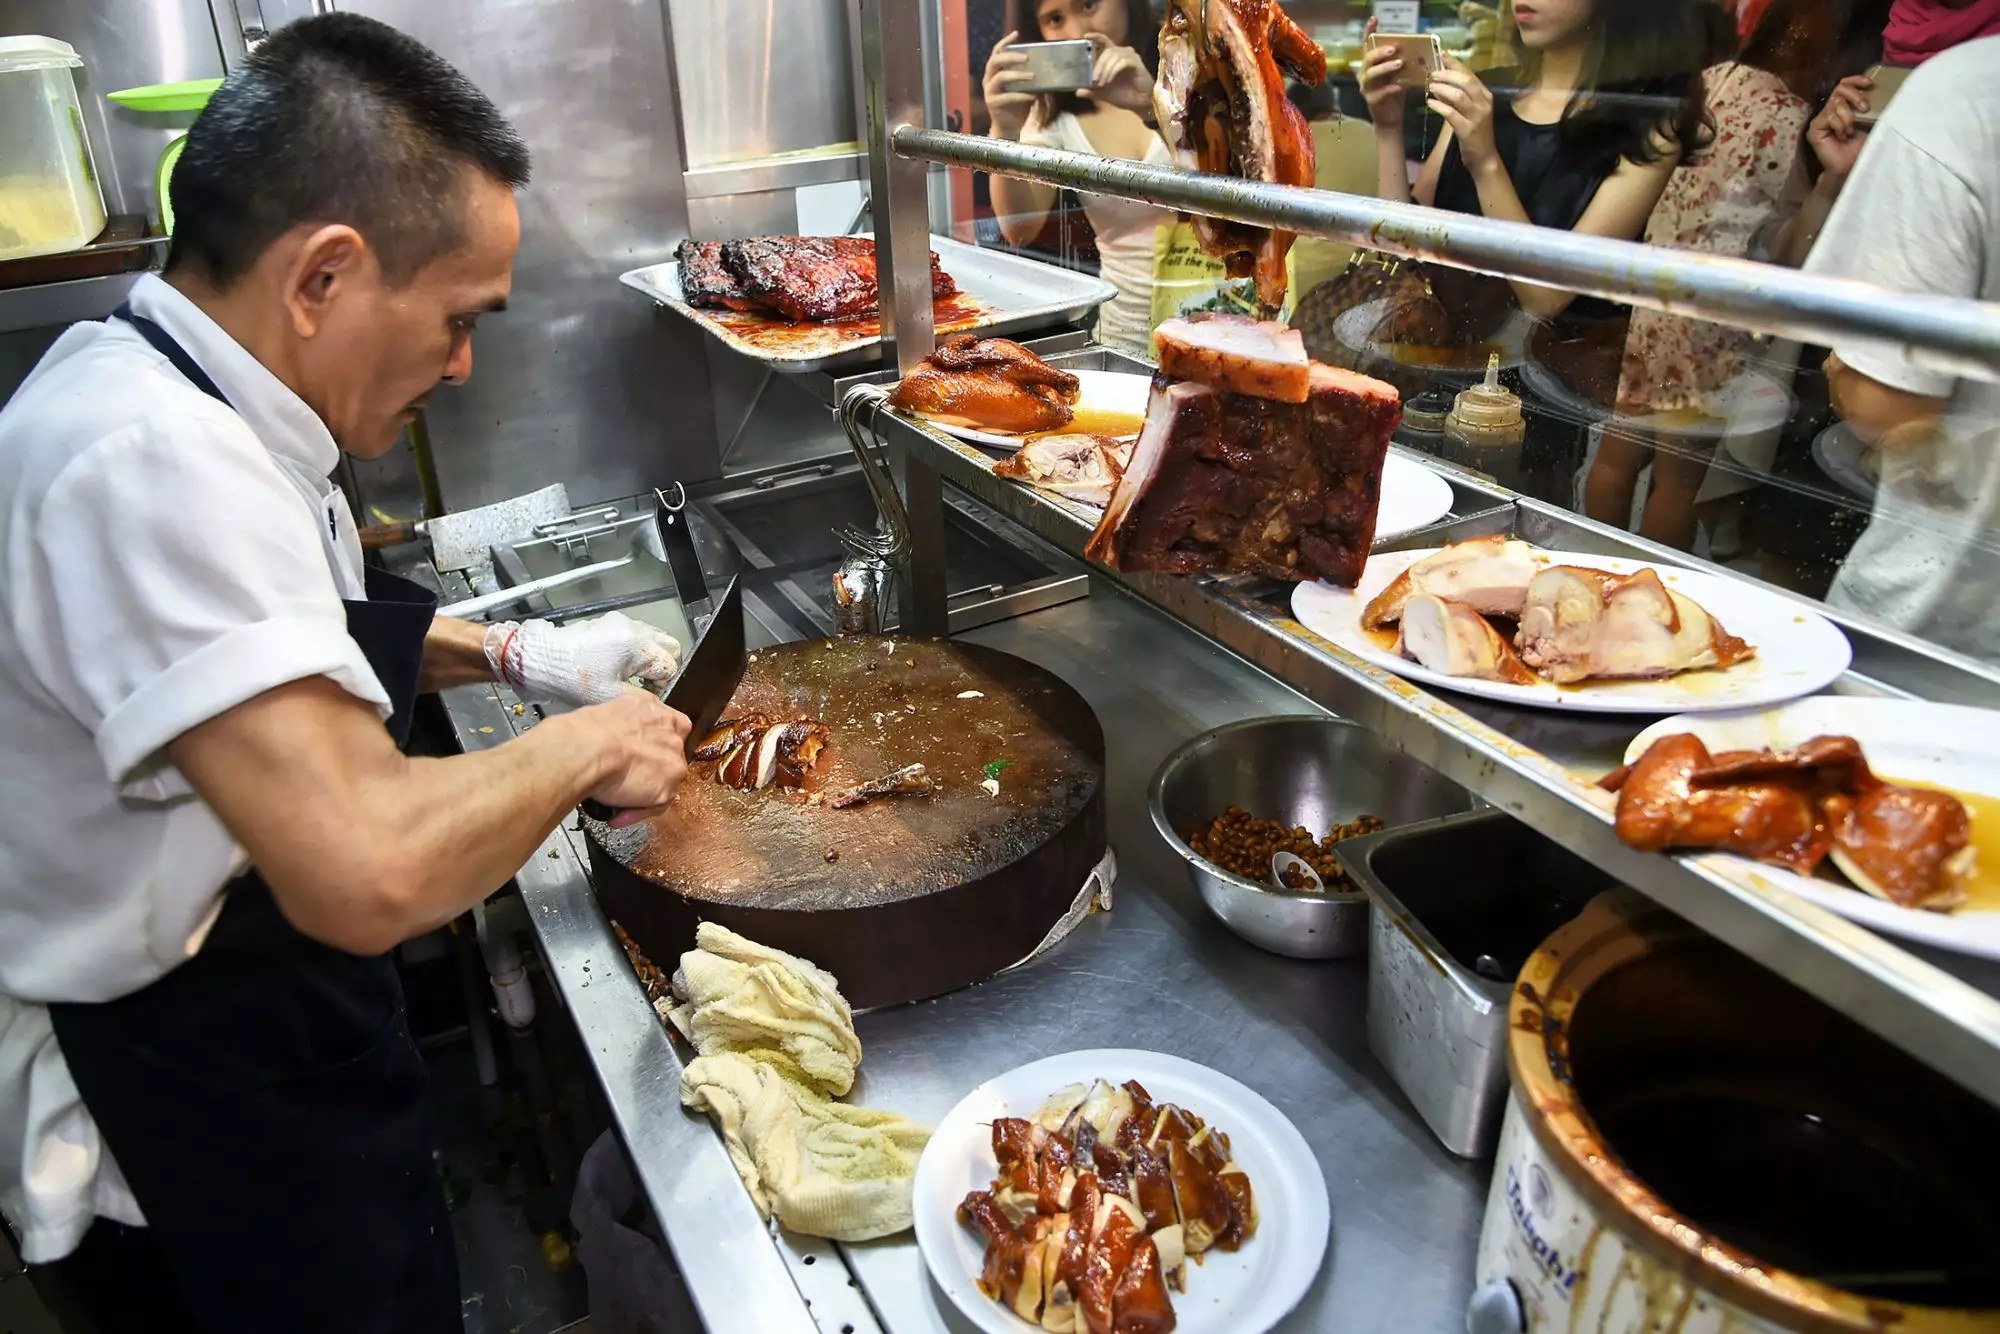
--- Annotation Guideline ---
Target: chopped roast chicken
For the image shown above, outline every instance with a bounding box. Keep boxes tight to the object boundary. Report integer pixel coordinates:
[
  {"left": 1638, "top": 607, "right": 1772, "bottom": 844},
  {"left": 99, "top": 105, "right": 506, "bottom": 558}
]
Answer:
[
  {"left": 1516, "top": 566, "right": 1753, "bottom": 684},
  {"left": 1602, "top": 733, "right": 1976, "bottom": 910},
  {"left": 960, "top": 1078, "right": 1254, "bottom": 1332},
  {"left": 1398, "top": 595, "right": 1538, "bottom": 685},
  {"left": 1154, "top": 0, "right": 1327, "bottom": 305},
  {"left": 694, "top": 715, "right": 831, "bottom": 791},
  {"left": 1086, "top": 346, "right": 1401, "bottom": 586},
  {"left": 678, "top": 235, "right": 955, "bottom": 323},
  {"left": 993, "top": 433, "right": 1132, "bottom": 507},
  {"left": 892, "top": 335, "right": 1082, "bottom": 435},
  {"left": 1153, "top": 313, "right": 1311, "bottom": 403},
  {"left": 1360, "top": 536, "right": 1539, "bottom": 629}
]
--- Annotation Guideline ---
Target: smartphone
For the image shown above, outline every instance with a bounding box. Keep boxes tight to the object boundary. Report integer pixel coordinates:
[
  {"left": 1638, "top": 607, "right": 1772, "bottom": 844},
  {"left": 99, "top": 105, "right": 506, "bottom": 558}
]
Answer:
[
  {"left": 1011, "top": 39, "right": 1096, "bottom": 93},
  {"left": 1853, "top": 63, "right": 1911, "bottom": 128},
  {"left": 1365, "top": 32, "right": 1445, "bottom": 89}
]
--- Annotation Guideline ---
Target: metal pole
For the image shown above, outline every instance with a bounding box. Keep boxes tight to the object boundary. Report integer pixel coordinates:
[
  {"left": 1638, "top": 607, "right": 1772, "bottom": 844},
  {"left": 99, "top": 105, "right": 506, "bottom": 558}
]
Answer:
[
  {"left": 893, "top": 126, "right": 2000, "bottom": 385},
  {"left": 860, "top": 0, "right": 949, "bottom": 634}
]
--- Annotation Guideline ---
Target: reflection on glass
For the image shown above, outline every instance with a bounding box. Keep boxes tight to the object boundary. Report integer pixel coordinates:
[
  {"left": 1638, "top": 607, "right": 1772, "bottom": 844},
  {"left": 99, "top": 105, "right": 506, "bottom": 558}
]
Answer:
[{"left": 956, "top": 0, "right": 2000, "bottom": 667}]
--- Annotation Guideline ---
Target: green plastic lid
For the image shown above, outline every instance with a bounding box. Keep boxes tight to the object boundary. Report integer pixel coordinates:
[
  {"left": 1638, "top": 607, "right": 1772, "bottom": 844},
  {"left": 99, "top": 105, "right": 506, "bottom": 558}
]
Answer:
[{"left": 108, "top": 78, "right": 222, "bottom": 112}]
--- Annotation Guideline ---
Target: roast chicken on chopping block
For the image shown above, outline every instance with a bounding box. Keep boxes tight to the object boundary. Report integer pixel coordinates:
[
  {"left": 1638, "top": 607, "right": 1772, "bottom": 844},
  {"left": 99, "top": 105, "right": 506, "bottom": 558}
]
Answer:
[
  {"left": 1398, "top": 595, "right": 1538, "bottom": 685},
  {"left": 1516, "top": 566, "right": 1753, "bottom": 684},
  {"left": 891, "top": 335, "right": 1082, "bottom": 435},
  {"left": 693, "top": 714, "right": 832, "bottom": 791},
  {"left": 1086, "top": 321, "right": 1401, "bottom": 585},
  {"left": 959, "top": 1078, "right": 1256, "bottom": 1333},
  {"left": 677, "top": 235, "right": 956, "bottom": 323},
  {"left": 1361, "top": 536, "right": 1538, "bottom": 630},
  {"left": 1153, "top": 0, "right": 1327, "bottom": 306},
  {"left": 993, "top": 433, "right": 1132, "bottom": 507},
  {"left": 1602, "top": 733, "right": 1976, "bottom": 910}
]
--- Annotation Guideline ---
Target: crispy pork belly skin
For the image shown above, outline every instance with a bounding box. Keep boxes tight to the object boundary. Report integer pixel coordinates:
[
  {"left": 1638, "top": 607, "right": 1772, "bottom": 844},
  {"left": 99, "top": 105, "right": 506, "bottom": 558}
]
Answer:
[
  {"left": 1153, "top": 314, "right": 1311, "bottom": 403},
  {"left": 678, "top": 240, "right": 759, "bottom": 310},
  {"left": 1086, "top": 363, "right": 1401, "bottom": 585},
  {"left": 717, "top": 235, "right": 955, "bottom": 322}
]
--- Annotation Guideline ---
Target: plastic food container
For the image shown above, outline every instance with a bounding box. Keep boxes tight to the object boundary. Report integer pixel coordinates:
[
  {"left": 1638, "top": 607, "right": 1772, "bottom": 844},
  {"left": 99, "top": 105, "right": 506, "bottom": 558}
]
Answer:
[{"left": 0, "top": 37, "right": 106, "bottom": 262}]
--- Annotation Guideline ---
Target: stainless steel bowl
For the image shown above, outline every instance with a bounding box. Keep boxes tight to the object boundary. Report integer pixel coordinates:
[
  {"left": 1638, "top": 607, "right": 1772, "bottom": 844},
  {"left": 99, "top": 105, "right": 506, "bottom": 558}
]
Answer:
[{"left": 1149, "top": 716, "right": 1474, "bottom": 959}]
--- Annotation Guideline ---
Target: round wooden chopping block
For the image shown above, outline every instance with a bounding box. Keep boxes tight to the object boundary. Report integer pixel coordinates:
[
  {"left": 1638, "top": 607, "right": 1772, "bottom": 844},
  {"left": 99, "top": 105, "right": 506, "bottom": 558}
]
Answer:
[{"left": 587, "top": 637, "right": 1106, "bottom": 1009}]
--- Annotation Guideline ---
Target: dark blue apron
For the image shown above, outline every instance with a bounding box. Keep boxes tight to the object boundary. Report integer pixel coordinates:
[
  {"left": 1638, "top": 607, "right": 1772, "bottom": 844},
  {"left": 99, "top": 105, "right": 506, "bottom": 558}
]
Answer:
[{"left": 42, "top": 306, "right": 459, "bottom": 1332}]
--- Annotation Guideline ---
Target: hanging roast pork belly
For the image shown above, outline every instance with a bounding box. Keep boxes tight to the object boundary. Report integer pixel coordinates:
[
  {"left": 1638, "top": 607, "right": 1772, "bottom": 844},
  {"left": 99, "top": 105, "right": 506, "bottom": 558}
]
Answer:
[
  {"left": 1153, "top": 0, "right": 1328, "bottom": 306},
  {"left": 1085, "top": 316, "right": 1401, "bottom": 586}
]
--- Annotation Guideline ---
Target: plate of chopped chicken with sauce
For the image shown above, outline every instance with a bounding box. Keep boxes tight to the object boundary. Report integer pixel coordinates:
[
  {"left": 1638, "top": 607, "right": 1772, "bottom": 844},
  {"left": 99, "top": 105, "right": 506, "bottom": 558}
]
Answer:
[
  {"left": 913, "top": 1049, "right": 1328, "bottom": 1334},
  {"left": 1290, "top": 535, "right": 1852, "bottom": 713},
  {"left": 1606, "top": 700, "right": 2000, "bottom": 957}
]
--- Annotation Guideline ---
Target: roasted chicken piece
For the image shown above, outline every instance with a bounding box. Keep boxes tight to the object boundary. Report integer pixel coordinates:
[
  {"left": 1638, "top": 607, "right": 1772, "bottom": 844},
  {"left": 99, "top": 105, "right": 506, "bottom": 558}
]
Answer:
[
  {"left": 892, "top": 335, "right": 1082, "bottom": 435},
  {"left": 1397, "top": 594, "right": 1538, "bottom": 685},
  {"left": 1154, "top": 0, "right": 1327, "bottom": 305},
  {"left": 1603, "top": 733, "right": 1831, "bottom": 872},
  {"left": 701, "top": 715, "right": 832, "bottom": 790},
  {"left": 1602, "top": 733, "right": 1977, "bottom": 909},
  {"left": 1516, "top": 566, "right": 1753, "bottom": 684},
  {"left": 718, "top": 235, "right": 955, "bottom": 322},
  {"left": 827, "top": 762, "right": 936, "bottom": 810},
  {"left": 993, "top": 433, "right": 1131, "bottom": 508},
  {"left": 1152, "top": 314, "right": 1311, "bottom": 403},
  {"left": 1361, "top": 536, "right": 1539, "bottom": 630}
]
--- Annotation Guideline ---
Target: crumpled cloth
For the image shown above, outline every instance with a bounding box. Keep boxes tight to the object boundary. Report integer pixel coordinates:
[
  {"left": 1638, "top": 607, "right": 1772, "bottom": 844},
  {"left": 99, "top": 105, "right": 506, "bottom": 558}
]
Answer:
[
  {"left": 665, "top": 923, "right": 862, "bottom": 1096},
  {"left": 681, "top": 1052, "right": 929, "bottom": 1241},
  {"left": 666, "top": 924, "right": 928, "bottom": 1240}
]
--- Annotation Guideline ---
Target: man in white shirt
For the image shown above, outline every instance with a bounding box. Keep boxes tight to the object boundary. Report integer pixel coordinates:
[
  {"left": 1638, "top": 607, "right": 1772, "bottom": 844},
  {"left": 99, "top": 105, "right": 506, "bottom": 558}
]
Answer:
[
  {"left": 0, "top": 15, "right": 696, "bottom": 1331},
  {"left": 1804, "top": 36, "right": 2000, "bottom": 664}
]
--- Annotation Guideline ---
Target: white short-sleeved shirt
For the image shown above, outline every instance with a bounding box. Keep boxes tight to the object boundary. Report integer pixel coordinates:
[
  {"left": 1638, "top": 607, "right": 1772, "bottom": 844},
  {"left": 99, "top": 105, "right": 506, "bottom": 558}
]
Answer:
[
  {"left": 1804, "top": 37, "right": 2000, "bottom": 663},
  {"left": 0, "top": 274, "right": 390, "bottom": 1261}
]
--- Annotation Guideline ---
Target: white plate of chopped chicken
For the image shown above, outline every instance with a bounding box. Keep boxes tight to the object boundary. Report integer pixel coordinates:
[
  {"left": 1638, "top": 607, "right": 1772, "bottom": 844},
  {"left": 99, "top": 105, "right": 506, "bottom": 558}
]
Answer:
[
  {"left": 913, "top": 1049, "right": 1328, "bottom": 1334},
  {"left": 1290, "top": 536, "right": 1852, "bottom": 713},
  {"left": 1611, "top": 700, "right": 2000, "bottom": 958}
]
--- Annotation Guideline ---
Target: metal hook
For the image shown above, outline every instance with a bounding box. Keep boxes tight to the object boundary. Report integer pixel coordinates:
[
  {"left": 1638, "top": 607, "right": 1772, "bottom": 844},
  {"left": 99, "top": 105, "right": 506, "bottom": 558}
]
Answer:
[
  {"left": 836, "top": 384, "right": 913, "bottom": 570},
  {"left": 654, "top": 482, "right": 688, "bottom": 515}
]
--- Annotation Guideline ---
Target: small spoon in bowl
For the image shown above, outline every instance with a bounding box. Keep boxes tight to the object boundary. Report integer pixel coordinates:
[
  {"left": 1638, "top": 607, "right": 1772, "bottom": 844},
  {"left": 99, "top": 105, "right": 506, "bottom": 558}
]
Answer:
[{"left": 1272, "top": 851, "right": 1325, "bottom": 893}]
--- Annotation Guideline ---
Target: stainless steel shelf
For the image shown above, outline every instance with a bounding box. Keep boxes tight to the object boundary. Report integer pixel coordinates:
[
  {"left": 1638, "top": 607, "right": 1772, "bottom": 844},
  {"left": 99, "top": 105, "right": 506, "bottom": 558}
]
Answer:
[
  {"left": 0, "top": 271, "right": 145, "bottom": 336},
  {"left": 889, "top": 126, "right": 2000, "bottom": 385},
  {"left": 867, "top": 365, "right": 2000, "bottom": 1108}
]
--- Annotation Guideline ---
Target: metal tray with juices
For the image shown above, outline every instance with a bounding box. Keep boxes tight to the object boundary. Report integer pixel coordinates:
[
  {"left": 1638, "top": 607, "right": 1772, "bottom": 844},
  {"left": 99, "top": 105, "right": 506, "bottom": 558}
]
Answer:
[{"left": 617, "top": 234, "right": 1117, "bottom": 374}]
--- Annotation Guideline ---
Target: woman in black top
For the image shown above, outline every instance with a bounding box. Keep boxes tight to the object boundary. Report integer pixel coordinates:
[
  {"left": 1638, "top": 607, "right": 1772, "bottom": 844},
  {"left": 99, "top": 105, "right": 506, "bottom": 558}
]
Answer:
[{"left": 1359, "top": 0, "right": 1708, "bottom": 321}]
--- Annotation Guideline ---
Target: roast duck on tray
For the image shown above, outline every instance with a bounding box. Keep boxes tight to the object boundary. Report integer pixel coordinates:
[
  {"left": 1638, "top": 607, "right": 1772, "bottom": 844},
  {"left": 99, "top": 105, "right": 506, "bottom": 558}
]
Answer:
[{"left": 587, "top": 634, "right": 1106, "bottom": 1010}]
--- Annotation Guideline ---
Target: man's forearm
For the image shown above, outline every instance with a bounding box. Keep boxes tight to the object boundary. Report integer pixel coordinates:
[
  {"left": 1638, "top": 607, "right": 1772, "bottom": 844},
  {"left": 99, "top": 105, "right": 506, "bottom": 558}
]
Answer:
[{"left": 420, "top": 614, "right": 497, "bottom": 691}]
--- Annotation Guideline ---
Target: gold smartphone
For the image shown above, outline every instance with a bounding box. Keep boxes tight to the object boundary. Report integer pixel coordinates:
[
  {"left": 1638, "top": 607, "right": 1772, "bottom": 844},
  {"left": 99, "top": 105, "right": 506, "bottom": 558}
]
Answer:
[
  {"left": 1854, "top": 63, "right": 1912, "bottom": 128},
  {"left": 1365, "top": 32, "right": 1446, "bottom": 89}
]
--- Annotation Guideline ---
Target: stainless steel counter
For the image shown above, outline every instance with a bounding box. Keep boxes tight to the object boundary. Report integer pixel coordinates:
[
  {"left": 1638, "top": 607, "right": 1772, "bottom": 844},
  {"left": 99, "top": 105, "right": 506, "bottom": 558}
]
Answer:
[{"left": 440, "top": 569, "right": 1489, "bottom": 1333}]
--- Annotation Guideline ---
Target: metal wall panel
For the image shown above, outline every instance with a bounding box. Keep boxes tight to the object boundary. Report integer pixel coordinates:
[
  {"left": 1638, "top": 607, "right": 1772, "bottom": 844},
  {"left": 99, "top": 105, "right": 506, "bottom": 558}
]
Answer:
[
  {"left": 334, "top": 0, "right": 719, "bottom": 509},
  {"left": 0, "top": 0, "right": 226, "bottom": 224},
  {"left": 666, "top": 0, "right": 857, "bottom": 168}
]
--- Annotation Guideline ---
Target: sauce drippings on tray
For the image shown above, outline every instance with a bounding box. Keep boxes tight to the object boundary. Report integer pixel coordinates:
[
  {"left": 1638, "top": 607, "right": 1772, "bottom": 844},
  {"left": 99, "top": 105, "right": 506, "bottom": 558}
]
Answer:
[
  {"left": 1054, "top": 404, "right": 1146, "bottom": 440},
  {"left": 705, "top": 292, "right": 993, "bottom": 356}
]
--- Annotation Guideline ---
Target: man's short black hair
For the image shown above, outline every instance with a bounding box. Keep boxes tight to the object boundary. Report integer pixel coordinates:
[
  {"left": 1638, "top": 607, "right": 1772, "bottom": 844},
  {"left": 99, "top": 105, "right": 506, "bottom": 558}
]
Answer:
[{"left": 167, "top": 13, "right": 531, "bottom": 287}]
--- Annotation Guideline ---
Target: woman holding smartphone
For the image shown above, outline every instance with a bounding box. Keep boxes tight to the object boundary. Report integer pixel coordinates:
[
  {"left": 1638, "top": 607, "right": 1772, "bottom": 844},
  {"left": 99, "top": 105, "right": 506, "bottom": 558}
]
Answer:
[
  {"left": 982, "top": 0, "right": 1171, "bottom": 355},
  {"left": 1358, "top": 0, "right": 1707, "bottom": 319}
]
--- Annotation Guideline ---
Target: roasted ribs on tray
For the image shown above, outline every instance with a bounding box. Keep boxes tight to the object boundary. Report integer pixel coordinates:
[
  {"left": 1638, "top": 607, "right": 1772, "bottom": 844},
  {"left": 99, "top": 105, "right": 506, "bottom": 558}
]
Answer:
[{"left": 675, "top": 235, "right": 956, "bottom": 323}]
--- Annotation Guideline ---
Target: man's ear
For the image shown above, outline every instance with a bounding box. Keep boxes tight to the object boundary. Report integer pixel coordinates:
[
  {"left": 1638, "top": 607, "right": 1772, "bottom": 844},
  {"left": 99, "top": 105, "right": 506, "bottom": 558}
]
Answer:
[{"left": 283, "top": 224, "right": 372, "bottom": 339}]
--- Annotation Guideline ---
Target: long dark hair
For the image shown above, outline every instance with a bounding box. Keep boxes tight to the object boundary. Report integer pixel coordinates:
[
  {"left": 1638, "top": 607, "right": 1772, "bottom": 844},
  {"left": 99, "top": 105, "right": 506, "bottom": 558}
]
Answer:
[
  {"left": 1511, "top": 0, "right": 1712, "bottom": 172},
  {"left": 1738, "top": 0, "right": 1891, "bottom": 104},
  {"left": 1002, "top": 0, "right": 1160, "bottom": 122}
]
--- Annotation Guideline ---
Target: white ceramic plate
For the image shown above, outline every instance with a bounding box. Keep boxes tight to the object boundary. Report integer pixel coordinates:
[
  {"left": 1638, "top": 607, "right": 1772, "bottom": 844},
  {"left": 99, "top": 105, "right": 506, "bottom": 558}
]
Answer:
[
  {"left": 1333, "top": 297, "right": 1533, "bottom": 373},
  {"left": 1611, "top": 367, "right": 1796, "bottom": 440},
  {"left": 912, "top": 1049, "right": 1330, "bottom": 1334},
  {"left": 922, "top": 370, "right": 1152, "bottom": 449},
  {"left": 1622, "top": 699, "right": 2000, "bottom": 958},
  {"left": 1373, "top": 452, "right": 1456, "bottom": 539},
  {"left": 1291, "top": 547, "right": 1852, "bottom": 714}
]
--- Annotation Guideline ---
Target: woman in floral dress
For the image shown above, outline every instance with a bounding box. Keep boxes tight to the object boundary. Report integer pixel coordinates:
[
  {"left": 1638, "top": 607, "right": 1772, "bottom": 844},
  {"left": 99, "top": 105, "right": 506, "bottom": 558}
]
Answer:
[{"left": 1583, "top": 54, "right": 1809, "bottom": 549}]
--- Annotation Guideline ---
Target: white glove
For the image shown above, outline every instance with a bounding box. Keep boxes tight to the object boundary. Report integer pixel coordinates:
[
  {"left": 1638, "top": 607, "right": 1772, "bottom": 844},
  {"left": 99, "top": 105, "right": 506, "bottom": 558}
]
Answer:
[{"left": 483, "top": 612, "right": 683, "bottom": 707}]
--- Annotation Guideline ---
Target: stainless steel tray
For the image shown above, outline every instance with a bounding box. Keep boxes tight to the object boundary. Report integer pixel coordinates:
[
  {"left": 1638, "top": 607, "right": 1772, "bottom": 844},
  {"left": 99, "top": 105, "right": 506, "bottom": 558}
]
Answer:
[{"left": 617, "top": 235, "right": 1116, "bottom": 374}]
